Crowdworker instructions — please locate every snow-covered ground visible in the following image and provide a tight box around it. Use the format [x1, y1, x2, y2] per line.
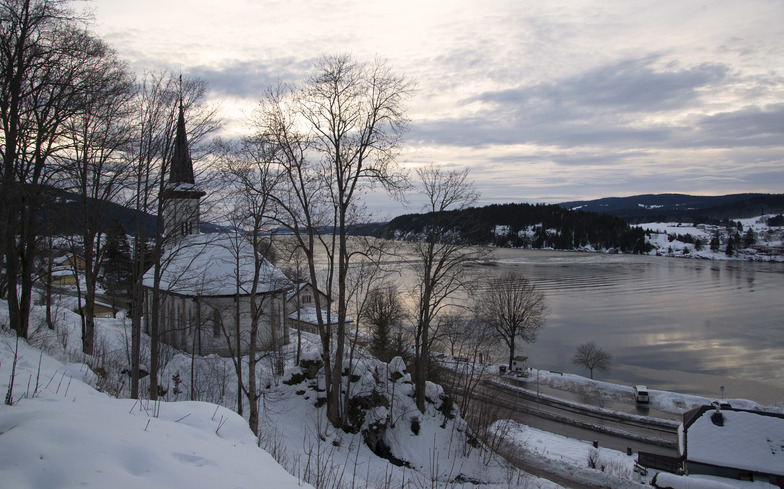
[2, 282, 782, 488]
[0, 299, 556, 489]
[637, 215, 783, 261]
[520, 369, 782, 415]
[0, 330, 312, 489]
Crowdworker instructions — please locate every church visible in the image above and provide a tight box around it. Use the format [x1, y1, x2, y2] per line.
[142, 101, 293, 357]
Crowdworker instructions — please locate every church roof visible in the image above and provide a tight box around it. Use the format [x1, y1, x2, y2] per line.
[143, 234, 292, 297]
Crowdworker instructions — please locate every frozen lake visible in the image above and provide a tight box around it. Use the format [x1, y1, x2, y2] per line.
[479, 249, 784, 406]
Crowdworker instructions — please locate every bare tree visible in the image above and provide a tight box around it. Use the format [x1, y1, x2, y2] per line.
[476, 272, 546, 372]
[432, 313, 497, 418]
[219, 134, 288, 435]
[571, 341, 612, 379]
[56, 39, 135, 355]
[253, 54, 411, 428]
[0, 0, 97, 340]
[409, 165, 488, 413]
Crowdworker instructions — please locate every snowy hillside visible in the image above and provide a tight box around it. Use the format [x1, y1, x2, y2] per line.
[0, 330, 313, 489]
[0, 299, 553, 489]
[637, 214, 783, 261]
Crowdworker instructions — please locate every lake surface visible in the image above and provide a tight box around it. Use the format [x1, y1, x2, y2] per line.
[307, 238, 784, 406]
[476, 249, 784, 406]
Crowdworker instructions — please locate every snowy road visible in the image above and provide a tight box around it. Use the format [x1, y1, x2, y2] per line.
[480, 380, 678, 454]
[451, 372, 678, 457]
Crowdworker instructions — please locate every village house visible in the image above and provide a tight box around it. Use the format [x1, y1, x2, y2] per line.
[142, 101, 293, 357]
[285, 283, 354, 335]
[679, 403, 784, 486]
[37, 253, 86, 286]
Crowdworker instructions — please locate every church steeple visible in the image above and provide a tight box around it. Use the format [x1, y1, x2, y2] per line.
[163, 96, 206, 248]
[170, 99, 196, 185]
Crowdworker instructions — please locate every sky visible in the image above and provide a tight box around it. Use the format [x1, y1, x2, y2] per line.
[88, 0, 784, 217]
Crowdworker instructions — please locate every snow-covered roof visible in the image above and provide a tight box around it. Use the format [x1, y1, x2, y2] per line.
[288, 307, 353, 326]
[685, 407, 784, 476]
[143, 234, 292, 297]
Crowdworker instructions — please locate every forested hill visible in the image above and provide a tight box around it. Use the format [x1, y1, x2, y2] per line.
[379, 202, 651, 253]
[559, 193, 784, 224]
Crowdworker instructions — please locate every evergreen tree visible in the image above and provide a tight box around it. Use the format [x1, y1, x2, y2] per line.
[710, 235, 721, 252]
[102, 219, 132, 302]
[743, 228, 756, 248]
[743, 228, 757, 248]
[364, 285, 404, 363]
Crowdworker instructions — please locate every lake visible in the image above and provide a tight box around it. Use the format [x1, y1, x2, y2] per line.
[478, 249, 784, 406]
[307, 238, 784, 406]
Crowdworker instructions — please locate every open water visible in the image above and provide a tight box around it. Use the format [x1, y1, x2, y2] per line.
[481, 249, 784, 406]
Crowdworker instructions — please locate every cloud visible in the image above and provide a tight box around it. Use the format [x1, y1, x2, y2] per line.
[689, 103, 784, 148]
[407, 56, 784, 159]
[473, 56, 729, 114]
[184, 58, 315, 99]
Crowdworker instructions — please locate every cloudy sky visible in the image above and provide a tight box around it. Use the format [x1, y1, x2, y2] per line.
[91, 0, 783, 217]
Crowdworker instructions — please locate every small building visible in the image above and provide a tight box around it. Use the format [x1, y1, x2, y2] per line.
[286, 283, 327, 310]
[38, 254, 86, 286]
[511, 355, 528, 373]
[287, 306, 353, 336]
[679, 404, 784, 486]
[77, 299, 117, 319]
[56, 253, 86, 272]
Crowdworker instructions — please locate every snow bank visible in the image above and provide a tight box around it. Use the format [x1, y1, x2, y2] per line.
[0, 332, 312, 489]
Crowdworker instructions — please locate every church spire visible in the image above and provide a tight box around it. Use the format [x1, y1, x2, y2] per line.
[163, 87, 206, 248]
[169, 97, 196, 185]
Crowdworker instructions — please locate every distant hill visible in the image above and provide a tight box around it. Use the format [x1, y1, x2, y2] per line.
[380, 202, 652, 253]
[41, 187, 229, 237]
[379, 193, 784, 254]
[557, 193, 784, 224]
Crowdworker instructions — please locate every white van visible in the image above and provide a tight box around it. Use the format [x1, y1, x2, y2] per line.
[634, 385, 649, 404]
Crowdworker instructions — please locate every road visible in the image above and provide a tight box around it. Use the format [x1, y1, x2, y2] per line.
[447, 372, 682, 488]
[474, 379, 678, 455]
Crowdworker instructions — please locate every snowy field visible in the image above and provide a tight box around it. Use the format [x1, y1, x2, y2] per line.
[495, 421, 779, 489]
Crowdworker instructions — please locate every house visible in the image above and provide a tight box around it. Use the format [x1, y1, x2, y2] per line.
[679, 404, 784, 486]
[77, 299, 117, 319]
[142, 101, 293, 357]
[288, 306, 353, 335]
[38, 253, 86, 286]
[285, 283, 353, 335]
[57, 253, 86, 271]
[286, 283, 327, 309]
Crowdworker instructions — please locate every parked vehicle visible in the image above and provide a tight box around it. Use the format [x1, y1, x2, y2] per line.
[634, 385, 650, 403]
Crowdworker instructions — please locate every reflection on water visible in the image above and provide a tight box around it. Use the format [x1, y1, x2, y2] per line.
[481, 249, 784, 405]
[311, 239, 784, 405]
